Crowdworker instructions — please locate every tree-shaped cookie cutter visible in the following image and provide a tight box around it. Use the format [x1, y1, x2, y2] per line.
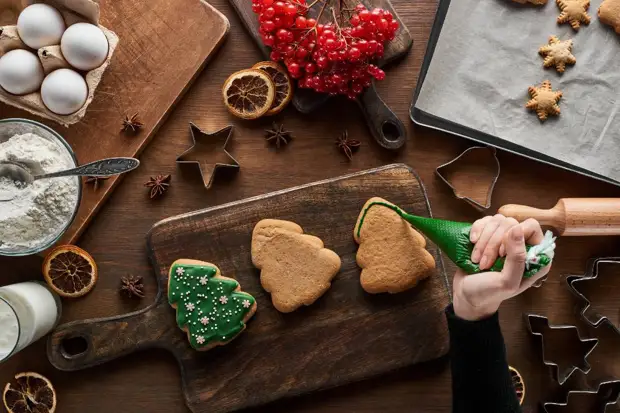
[566, 257, 620, 335]
[435, 146, 500, 211]
[542, 379, 620, 412]
[524, 313, 599, 385]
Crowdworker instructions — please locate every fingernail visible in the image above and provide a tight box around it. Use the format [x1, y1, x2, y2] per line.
[512, 226, 524, 241]
[480, 256, 488, 269]
[470, 231, 479, 242]
[472, 249, 481, 263]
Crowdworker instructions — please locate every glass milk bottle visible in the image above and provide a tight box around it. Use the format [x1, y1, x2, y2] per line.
[0, 281, 61, 362]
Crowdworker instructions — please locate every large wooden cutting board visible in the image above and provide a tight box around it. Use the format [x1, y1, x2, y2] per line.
[0, 0, 230, 244]
[47, 164, 450, 413]
[228, 0, 412, 149]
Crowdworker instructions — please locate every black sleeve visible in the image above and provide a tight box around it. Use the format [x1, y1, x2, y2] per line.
[445, 304, 522, 413]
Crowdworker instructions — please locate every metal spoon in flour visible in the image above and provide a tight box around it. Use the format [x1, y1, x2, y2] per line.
[0, 157, 140, 202]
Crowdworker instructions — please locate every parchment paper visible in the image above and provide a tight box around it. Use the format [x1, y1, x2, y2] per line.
[415, 0, 620, 182]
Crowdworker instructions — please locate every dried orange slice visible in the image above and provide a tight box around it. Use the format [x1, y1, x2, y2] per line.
[222, 69, 275, 119]
[3, 372, 57, 413]
[252, 61, 293, 115]
[42, 245, 98, 298]
[509, 366, 525, 405]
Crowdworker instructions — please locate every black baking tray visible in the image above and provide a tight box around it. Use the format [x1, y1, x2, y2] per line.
[410, 0, 619, 187]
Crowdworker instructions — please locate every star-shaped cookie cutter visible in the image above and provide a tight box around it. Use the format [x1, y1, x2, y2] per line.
[524, 313, 599, 385]
[176, 123, 240, 189]
[542, 379, 620, 412]
[566, 257, 620, 335]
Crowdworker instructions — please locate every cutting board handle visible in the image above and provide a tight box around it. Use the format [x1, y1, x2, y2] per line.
[47, 304, 169, 371]
[358, 84, 407, 150]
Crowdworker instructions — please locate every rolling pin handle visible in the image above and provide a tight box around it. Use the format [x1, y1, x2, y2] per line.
[498, 204, 559, 228]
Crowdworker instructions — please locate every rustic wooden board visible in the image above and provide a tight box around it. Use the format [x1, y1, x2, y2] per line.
[228, 0, 412, 149]
[0, 0, 230, 244]
[47, 164, 450, 413]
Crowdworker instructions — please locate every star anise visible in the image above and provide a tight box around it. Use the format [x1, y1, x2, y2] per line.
[120, 275, 144, 298]
[335, 131, 361, 161]
[265, 122, 293, 149]
[144, 174, 171, 199]
[121, 113, 144, 133]
[85, 176, 109, 191]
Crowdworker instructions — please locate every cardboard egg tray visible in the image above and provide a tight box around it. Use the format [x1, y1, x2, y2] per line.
[0, 0, 118, 126]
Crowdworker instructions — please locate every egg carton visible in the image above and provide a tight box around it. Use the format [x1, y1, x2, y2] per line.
[0, 0, 118, 126]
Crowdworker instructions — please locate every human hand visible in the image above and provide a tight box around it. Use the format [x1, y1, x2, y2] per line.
[452, 215, 551, 321]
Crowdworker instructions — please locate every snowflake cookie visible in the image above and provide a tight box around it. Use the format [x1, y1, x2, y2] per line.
[526, 80, 563, 121]
[539, 36, 576, 73]
[557, 0, 591, 30]
[168, 259, 257, 351]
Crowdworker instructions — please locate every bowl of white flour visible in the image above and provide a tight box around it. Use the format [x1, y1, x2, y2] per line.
[0, 119, 81, 256]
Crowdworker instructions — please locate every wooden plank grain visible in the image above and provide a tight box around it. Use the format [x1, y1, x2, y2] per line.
[47, 164, 450, 413]
[0, 0, 230, 245]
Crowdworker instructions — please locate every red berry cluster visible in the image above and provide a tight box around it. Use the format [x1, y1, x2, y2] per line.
[251, 0, 399, 99]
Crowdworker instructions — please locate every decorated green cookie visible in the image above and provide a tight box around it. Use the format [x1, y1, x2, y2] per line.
[168, 259, 257, 351]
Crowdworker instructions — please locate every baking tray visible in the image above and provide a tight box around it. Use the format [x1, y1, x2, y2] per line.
[410, 0, 620, 187]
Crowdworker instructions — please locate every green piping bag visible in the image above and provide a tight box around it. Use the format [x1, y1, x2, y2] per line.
[357, 201, 556, 278]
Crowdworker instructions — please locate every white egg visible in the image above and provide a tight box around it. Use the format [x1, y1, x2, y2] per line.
[41, 69, 88, 115]
[17, 3, 66, 49]
[0, 49, 44, 95]
[61, 23, 109, 71]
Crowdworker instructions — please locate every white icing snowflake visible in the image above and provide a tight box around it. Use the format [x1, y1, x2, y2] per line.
[176, 267, 185, 276]
[200, 316, 209, 325]
[200, 276, 208, 285]
[185, 302, 195, 311]
[242, 299, 251, 308]
[196, 336, 205, 345]
[219, 296, 228, 304]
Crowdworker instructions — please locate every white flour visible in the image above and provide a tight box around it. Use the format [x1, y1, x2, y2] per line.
[0, 133, 79, 251]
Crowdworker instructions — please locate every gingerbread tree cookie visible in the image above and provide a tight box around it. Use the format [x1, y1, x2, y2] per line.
[353, 197, 435, 294]
[599, 0, 620, 34]
[251, 219, 341, 313]
[168, 259, 256, 351]
[526, 80, 563, 121]
[557, 0, 591, 30]
[539, 36, 576, 73]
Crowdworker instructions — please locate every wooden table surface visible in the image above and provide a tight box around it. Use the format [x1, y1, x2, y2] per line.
[3, 0, 620, 412]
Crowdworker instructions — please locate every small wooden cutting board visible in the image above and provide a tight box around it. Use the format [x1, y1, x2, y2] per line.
[228, 0, 412, 149]
[0, 0, 230, 245]
[47, 164, 450, 413]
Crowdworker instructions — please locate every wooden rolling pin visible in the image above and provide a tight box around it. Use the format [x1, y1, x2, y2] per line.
[498, 198, 620, 236]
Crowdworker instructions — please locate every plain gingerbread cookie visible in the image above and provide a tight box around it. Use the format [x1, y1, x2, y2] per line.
[353, 197, 435, 294]
[251, 219, 341, 313]
[557, 0, 591, 30]
[599, 0, 620, 33]
[539, 36, 576, 73]
[526, 80, 563, 121]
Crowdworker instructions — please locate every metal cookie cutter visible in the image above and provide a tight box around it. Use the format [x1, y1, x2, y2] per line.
[566, 257, 620, 335]
[524, 313, 599, 385]
[543, 379, 620, 412]
[176, 123, 240, 190]
[435, 146, 500, 211]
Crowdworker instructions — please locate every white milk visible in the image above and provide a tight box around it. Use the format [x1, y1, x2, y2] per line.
[0, 282, 60, 361]
[0, 300, 18, 360]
